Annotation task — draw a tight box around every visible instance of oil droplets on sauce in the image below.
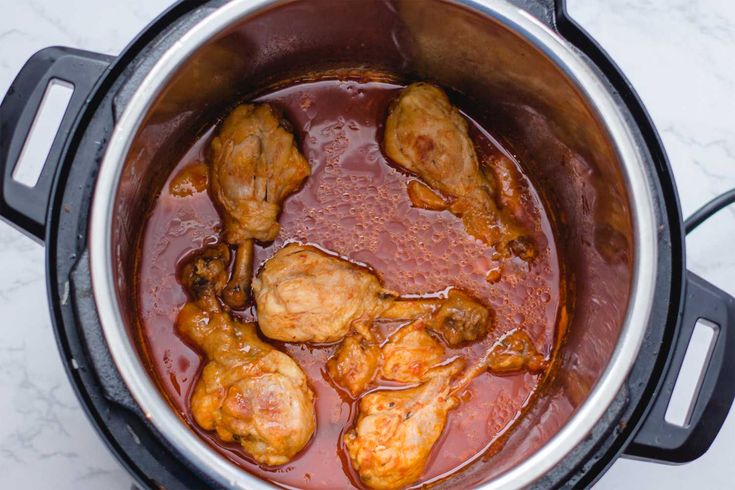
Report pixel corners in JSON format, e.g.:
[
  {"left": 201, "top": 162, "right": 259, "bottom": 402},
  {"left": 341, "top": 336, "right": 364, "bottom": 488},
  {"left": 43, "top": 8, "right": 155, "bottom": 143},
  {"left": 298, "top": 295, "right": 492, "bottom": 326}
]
[{"left": 137, "top": 78, "right": 560, "bottom": 489}]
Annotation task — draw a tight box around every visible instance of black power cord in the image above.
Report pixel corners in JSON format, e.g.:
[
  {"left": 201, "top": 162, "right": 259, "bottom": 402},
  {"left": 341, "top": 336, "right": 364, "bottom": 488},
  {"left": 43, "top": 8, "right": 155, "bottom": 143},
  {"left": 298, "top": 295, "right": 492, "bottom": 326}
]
[{"left": 684, "top": 189, "right": 735, "bottom": 235}]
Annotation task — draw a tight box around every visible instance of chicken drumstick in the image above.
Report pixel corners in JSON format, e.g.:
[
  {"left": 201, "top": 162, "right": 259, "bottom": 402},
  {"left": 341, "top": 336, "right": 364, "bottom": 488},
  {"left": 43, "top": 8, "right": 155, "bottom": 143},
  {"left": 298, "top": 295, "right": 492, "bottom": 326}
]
[
  {"left": 384, "top": 83, "right": 535, "bottom": 260},
  {"left": 176, "top": 244, "right": 316, "bottom": 466},
  {"left": 344, "top": 360, "right": 465, "bottom": 490},
  {"left": 252, "top": 243, "right": 491, "bottom": 344},
  {"left": 344, "top": 328, "right": 547, "bottom": 489},
  {"left": 209, "top": 104, "right": 310, "bottom": 308}
]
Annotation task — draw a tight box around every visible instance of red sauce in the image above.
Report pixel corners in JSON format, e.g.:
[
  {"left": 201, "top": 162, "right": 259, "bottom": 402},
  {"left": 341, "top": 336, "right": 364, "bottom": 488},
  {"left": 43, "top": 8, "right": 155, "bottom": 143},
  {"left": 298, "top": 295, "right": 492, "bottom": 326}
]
[{"left": 136, "top": 78, "right": 560, "bottom": 488}]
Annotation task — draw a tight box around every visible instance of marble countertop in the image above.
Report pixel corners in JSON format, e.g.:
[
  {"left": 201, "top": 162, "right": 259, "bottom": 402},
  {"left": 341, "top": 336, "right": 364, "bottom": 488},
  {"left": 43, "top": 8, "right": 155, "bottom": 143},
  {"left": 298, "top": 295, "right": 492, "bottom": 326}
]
[{"left": 1, "top": 1, "right": 733, "bottom": 488}]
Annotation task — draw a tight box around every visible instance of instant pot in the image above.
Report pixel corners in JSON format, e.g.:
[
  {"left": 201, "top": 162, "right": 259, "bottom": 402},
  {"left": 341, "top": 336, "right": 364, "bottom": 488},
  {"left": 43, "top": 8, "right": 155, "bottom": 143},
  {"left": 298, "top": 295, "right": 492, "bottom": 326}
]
[{"left": 1, "top": 0, "right": 734, "bottom": 488}]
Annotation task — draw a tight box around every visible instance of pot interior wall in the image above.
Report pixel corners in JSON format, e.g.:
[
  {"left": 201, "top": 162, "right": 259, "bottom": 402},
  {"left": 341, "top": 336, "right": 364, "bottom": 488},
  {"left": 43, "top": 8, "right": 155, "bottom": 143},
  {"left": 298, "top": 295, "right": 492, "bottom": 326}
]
[{"left": 111, "top": 0, "right": 634, "bottom": 486}]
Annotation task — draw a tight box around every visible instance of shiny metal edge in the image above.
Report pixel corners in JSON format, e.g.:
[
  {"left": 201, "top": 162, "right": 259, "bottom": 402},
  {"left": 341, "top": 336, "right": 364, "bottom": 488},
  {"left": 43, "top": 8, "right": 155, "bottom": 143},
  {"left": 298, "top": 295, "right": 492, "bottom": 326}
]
[
  {"left": 465, "top": 3, "right": 658, "bottom": 489},
  {"left": 88, "top": 1, "right": 658, "bottom": 489}
]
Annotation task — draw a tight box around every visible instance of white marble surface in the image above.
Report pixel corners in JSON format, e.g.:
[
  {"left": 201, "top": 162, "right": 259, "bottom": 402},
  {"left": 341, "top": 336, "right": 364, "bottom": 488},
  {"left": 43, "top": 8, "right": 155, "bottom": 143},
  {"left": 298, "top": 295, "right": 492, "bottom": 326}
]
[{"left": 0, "top": 0, "right": 733, "bottom": 488}]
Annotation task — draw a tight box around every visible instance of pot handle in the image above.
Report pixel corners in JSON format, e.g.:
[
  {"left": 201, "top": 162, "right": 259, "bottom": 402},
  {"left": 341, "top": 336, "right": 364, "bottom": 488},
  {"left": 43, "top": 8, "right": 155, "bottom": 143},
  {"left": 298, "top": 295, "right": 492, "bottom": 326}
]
[
  {"left": 0, "top": 46, "right": 112, "bottom": 243},
  {"left": 625, "top": 271, "right": 735, "bottom": 463},
  {"left": 626, "top": 190, "right": 735, "bottom": 463}
]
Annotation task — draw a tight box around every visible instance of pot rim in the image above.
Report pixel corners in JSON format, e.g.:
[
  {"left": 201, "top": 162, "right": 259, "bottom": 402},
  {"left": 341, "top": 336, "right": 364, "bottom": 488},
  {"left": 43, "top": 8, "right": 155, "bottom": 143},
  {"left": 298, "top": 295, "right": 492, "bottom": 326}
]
[{"left": 89, "top": 0, "right": 658, "bottom": 488}]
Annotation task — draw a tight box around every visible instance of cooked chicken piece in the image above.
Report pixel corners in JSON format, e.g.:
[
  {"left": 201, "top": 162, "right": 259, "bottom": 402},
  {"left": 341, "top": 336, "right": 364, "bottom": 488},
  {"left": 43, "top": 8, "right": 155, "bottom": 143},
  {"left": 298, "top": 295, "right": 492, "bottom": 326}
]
[
  {"left": 209, "top": 103, "right": 310, "bottom": 308},
  {"left": 176, "top": 248, "right": 316, "bottom": 466},
  {"left": 485, "top": 152, "right": 537, "bottom": 261},
  {"left": 450, "top": 330, "right": 548, "bottom": 395},
  {"left": 253, "top": 243, "right": 396, "bottom": 343},
  {"left": 331, "top": 305, "right": 484, "bottom": 396},
  {"left": 381, "top": 320, "right": 446, "bottom": 383},
  {"left": 379, "top": 297, "right": 441, "bottom": 322},
  {"left": 384, "top": 82, "right": 534, "bottom": 259},
  {"left": 425, "top": 289, "right": 491, "bottom": 346},
  {"left": 341, "top": 329, "right": 546, "bottom": 487},
  {"left": 330, "top": 318, "right": 456, "bottom": 396},
  {"left": 178, "top": 243, "right": 231, "bottom": 313},
  {"left": 485, "top": 154, "right": 525, "bottom": 225},
  {"left": 178, "top": 309, "right": 316, "bottom": 466},
  {"left": 344, "top": 360, "right": 464, "bottom": 490},
  {"left": 254, "top": 243, "right": 491, "bottom": 345},
  {"left": 369, "top": 289, "right": 491, "bottom": 352},
  {"left": 486, "top": 329, "right": 547, "bottom": 375},
  {"left": 406, "top": 179, "right": 449, "bottom": 211},
  {"left": 326, "top": 332, "right": 381, "bottom": 397},
  {"left": 253, "top": 243, "right": 439, "bottom": 343}
]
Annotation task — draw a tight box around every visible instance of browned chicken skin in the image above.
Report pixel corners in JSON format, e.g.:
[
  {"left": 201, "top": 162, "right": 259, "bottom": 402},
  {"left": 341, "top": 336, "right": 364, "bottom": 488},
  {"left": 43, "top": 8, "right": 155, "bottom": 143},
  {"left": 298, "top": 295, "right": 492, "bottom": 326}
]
[
  {"left": 178, "top": 240, "right": 542, "bottom": 481},
  {"left": 179, "top": 243, "right": 231, "bottom": 313},
  {"left": 425, "top": 289, "right": 491, "bottom": 346},
  {"left": 254, "top": 243, "right": 492, "bottom": 397},
  {"left": 162, "top": 81, "right": 551, "bottom": 486},
  {"left": 384, "top": 83, "right": 534, "bottom": 259},
  {"left": 253, "top": 243, "right": 492, "bottom": 344},
  {"left": 406, "top": 179, "right": 449, "bottom": 211},
  {"left": 486, "top": 329, "right": 547, "bottom": 375},
  {"left": 176, "top": 246, "right": 316, "bottom": 466},
  {"left": 333, "top": 318, "right": 540, "bottom": 401},
  {"left": 326, "top": 332, "right": 381, "bottom": 397},
  {"left": 328, "top": 318, "right": 449, "bottom": 397},
  {"left": 451, "top": 329, "right": 548, "bottom": 395},
  {"left": 344, "top": 360, "right": 464, "bottom": 490},
  {"left": 380, "top": 319, "right": 446, "bottom": 384},
  {"left": 345, "top": 328, "right": 547, "bottom": 489},
  {"left": 209, "top": 103, "right": 311, "bottom": 308},
  {"left": 252, "top": 243, "right": 396, "bottom": 343}
]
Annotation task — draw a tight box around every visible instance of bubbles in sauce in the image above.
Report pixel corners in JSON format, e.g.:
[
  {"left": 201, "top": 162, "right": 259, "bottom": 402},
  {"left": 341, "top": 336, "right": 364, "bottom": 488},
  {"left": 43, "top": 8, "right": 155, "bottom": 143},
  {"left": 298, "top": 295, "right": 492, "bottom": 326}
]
[{"left": 137, "top": 78, "right": 560, "bottom": 489}]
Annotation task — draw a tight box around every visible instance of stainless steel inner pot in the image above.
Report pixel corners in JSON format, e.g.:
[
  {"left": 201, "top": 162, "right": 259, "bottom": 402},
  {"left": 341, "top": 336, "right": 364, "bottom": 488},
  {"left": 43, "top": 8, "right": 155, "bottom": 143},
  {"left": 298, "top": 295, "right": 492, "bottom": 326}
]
[{"left": 89, "top": 0, "right": 658, "bottom": 488}]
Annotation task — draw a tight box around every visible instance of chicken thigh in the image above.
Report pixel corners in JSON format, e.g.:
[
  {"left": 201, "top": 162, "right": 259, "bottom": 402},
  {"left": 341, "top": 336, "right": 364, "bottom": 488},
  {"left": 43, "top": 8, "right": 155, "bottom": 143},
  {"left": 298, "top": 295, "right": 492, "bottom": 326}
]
[
  {"left": 384, "top": 83, "right": 534, "bottom": 259},
  {"left": 209, "top": 103, "right": 311, "bottom": 308},
  {"left": 253, "top": 243, "right": 492, "bottom": 344},
  {"left": 344, "top": 360, "right": 464, "bottom": 490},
  {"left": 176, "top": 246, "right": 316, "bottom": 466}
]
